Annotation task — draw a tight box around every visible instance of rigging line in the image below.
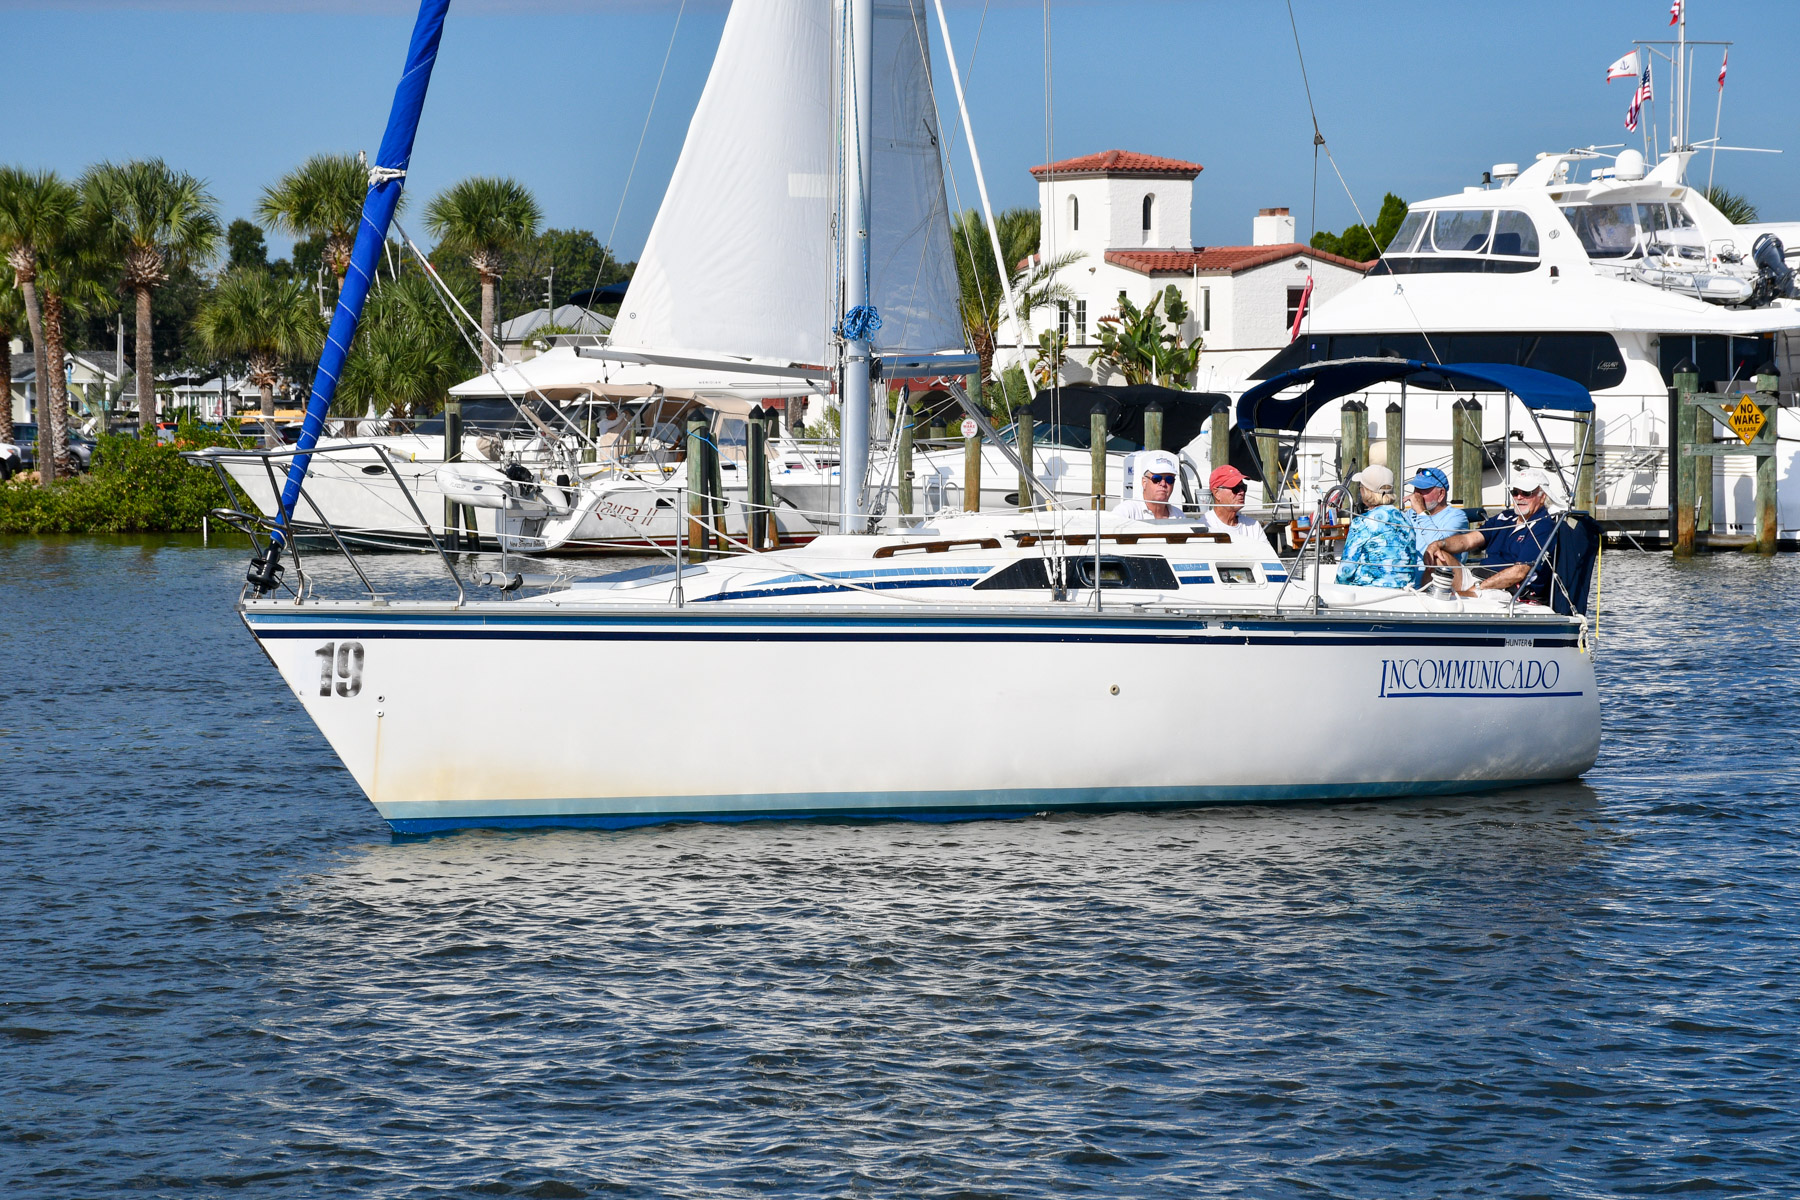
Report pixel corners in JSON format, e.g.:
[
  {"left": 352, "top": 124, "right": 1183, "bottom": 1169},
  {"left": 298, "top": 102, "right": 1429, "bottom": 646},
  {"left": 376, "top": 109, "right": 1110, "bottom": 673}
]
[
  {"left": 584, "top": 0, "right": 688, "bottom": 309},
  {"left": 1282, "top": 0, "right": 1439, "bottom": 366}
]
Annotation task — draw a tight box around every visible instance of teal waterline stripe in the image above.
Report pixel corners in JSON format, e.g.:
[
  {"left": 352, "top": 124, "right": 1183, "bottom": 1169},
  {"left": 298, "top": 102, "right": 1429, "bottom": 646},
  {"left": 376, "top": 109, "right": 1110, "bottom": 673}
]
[{"left": 379, "top": 776, "right": 1569, "bottom": 834}]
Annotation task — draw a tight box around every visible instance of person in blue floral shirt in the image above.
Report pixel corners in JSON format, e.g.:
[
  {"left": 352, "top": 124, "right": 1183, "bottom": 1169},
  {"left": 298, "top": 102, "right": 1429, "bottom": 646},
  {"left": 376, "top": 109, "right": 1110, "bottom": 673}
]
[{"left": 1336, "top": 465, "right": 1422, "bottom": 587}]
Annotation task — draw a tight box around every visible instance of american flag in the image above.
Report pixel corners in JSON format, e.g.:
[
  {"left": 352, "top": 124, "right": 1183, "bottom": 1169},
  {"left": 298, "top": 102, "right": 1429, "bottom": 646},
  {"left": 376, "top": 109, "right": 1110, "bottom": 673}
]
[
  {"left": 1626, "top": 62, "right": 1653, "bottom": 132},
  {"left": 1669, "top": 0, "right": 1682, "bottom": 26}
]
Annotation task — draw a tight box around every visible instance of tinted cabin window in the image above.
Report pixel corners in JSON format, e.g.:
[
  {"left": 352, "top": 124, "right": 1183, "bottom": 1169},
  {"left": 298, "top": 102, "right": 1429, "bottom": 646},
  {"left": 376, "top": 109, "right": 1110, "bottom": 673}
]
[
  {"left": 1430, "top": 210, "right": 1494, "bottom": 253},
  {"left": 1490, "top": 210, "right": 1539, "bottom": 257},
  {"left": 1069, "top": 556, "right": 1179, "bottom": 591},
  {"left": 1386, "top": 211, "right": 1429, "bottom": 254},
  {"left": 974, "top": 560, "right": 1055, "bottom": 590}
]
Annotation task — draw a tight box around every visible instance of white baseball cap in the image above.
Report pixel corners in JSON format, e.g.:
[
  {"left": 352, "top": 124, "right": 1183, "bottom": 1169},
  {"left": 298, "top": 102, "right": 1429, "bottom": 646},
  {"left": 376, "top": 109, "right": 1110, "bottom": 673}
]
[
  {"left": 1350, "top": 464, "right": 1395, "bottom": 492},
  {"left": 1139, "top": 450, "right": 1179, "bottom": 478}
]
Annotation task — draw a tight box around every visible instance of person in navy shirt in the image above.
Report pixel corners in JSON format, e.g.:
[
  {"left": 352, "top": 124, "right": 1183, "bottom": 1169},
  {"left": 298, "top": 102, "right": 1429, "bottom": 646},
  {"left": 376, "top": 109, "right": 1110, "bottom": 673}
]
[{"left": 1424, "top": 470, "right": 1558, "bottom": 602}]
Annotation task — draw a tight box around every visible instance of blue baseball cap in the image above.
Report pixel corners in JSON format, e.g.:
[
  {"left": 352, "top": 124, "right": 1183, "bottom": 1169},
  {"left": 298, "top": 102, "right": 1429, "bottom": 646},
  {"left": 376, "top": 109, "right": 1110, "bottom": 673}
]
[{"left": 1407, "top": 467, "right": 1449, "bottom": 491}]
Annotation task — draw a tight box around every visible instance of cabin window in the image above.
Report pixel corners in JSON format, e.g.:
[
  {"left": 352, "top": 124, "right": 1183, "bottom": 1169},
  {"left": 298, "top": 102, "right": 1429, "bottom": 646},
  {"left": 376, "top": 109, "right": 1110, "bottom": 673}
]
[
  {"left": 1069, "top": 195, "right": 1079, "bottom": 231},
  {"left": 1490, "top": 210, "right": 1540, "bottom": 257},
  {"left": 1142, "top": 194, "right": 1155, "bottom": 240},
  {"left": 1386, "top": 211, "right": 1429, "bottom": 254},
  {"left": 1070, "top": 556, "right": 1179, "bottom": 591},
  {"left": 974, "top": 560, "right": 1055, "bottom": 590},
  {"left": 1430, "top": 209, "right": 1494, "bottom": 253}
]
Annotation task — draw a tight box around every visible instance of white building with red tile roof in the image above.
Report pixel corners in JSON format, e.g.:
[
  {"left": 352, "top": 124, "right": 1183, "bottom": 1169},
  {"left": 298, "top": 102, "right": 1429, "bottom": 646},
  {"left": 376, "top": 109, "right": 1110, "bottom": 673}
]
[{"left": 1003, "top": 149, "right": 1372, "bottom": 389}]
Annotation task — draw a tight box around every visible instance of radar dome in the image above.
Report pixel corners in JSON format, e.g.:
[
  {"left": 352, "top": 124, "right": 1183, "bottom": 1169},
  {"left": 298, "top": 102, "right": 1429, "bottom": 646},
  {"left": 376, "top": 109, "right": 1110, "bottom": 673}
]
[{"left": 1615, "top": 149, "right": 1647, "bottom": 181}]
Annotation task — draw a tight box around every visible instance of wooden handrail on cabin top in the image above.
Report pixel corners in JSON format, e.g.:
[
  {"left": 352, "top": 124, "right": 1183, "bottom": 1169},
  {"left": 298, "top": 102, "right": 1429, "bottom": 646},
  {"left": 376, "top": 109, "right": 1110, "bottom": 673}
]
[
  {"left": 1012, "top": 531, "right": 1231, "bottom": 548},
  {"left": 872, "top": 538, "right": 1003, "bottom": 558}
]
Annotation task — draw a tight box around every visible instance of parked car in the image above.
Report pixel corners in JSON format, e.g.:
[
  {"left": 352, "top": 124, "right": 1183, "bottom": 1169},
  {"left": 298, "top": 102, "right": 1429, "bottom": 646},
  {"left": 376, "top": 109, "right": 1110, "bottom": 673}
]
[{"left": 9, "top": 423, "right": 95, "bottom": 472}]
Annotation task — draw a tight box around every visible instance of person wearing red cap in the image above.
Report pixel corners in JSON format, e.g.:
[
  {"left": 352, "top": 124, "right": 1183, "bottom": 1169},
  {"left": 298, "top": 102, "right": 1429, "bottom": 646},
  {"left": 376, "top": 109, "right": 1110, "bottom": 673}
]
[{"left": 1203, "top": 464, "right": 1267, "bottom": 547}]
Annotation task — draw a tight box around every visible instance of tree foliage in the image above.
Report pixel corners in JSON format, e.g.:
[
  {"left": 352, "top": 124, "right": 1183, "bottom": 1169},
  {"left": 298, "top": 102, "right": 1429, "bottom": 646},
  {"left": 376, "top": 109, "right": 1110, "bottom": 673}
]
[
  {"left": 1703, "top": 185, "right": 1758, "bottom": 225},
  {"left": 1087, "top": 285, "right": 1200, "bottom": 388},
  {"left": 1309, "top": 193, "right": 1408, "bottom": 262},
  {"left": 338, "top": 270, "right": 476, "bottom": 421},
  {"left": 257, "top": 153, "right": 373, "bottom": 279},
  {"left": 950, "top": 206, "right": 1083, "bottom": 408}
]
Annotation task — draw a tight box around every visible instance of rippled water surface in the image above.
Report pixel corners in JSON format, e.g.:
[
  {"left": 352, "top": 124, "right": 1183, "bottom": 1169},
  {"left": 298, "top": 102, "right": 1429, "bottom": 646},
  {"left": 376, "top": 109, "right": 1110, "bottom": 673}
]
[{"left": 3, "top": 535, "right": 1798, "bottom": 1197}]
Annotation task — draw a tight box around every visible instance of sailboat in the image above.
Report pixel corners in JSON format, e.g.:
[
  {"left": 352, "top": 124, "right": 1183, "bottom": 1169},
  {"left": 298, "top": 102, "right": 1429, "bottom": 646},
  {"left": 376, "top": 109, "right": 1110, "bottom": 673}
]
[{"left": 225, "top": 0, "right": 1603, "bottom": 833}]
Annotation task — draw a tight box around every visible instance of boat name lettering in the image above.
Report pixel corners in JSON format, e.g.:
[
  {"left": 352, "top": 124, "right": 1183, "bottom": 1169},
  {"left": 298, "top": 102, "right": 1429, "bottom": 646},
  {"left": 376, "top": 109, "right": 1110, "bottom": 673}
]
[
  {"left": 598, "top": 499, "right": 646, "bottom": 524},
  {"left": 1379, "top": 656, "right": 1559, "bottom": 698},
  {"left": 315, "top": 642, "right": 364, "bottom": 698}
]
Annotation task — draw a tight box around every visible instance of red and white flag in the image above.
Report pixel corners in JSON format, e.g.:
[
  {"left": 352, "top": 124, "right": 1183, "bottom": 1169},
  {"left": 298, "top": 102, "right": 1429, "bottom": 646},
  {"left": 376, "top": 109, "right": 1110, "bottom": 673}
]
[
  {"left": 1669, "top": 0, "right": 1682, "bottom": 25},
  {"left": 1606, "top": 51, "right": 1640, "bottom": 81},
  {"left": 1626, "top": 61, "right": 1653, "bottom": 132},
  {"left": 1719, "top": 48, "right": 1729, "bottom": 88}
]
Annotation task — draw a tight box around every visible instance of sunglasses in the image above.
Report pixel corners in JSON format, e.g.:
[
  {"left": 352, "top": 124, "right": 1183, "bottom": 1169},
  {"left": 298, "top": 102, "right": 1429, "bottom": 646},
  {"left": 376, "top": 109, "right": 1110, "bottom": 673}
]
[
  {"left": 1144, "top": 473, "right": 1176, "bottom": 484},
  {"left": 1509, "top": 488, "right": 1541, "bottom": 499},
  {"left": 1217, "top": 482, "right": 1248, "bottom": 494}
]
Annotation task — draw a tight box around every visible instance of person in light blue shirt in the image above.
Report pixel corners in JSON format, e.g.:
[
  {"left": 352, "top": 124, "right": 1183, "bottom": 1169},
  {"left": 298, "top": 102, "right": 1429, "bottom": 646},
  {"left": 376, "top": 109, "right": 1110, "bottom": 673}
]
[
  {"left": 1336, "top": 466, "right": 1422, "bottom": 588},
  {"left": 1404, "top": 466, "right": 1469, "bottom": 559}
]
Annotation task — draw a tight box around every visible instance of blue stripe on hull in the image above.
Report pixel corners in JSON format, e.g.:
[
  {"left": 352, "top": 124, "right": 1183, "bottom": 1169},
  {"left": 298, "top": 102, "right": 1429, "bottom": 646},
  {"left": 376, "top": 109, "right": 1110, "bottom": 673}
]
[{"left": 381, "top": 777, "right": 1571, "bottom": 834}]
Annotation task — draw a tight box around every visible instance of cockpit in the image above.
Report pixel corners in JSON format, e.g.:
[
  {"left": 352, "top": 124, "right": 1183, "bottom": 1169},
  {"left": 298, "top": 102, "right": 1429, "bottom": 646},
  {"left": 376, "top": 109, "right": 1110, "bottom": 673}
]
[{"left": 1371, "top": 208, "right": 1541, "bottom": 274}]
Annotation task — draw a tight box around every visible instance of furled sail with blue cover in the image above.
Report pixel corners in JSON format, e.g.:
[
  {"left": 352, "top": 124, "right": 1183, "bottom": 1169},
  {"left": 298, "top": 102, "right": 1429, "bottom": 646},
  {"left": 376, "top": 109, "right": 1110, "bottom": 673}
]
[
  {"left": 271, "top": 0, "right": 451, "bottom": 543},
  {"left": 608, "top": 0, "right": 966, "bottom": 367}
]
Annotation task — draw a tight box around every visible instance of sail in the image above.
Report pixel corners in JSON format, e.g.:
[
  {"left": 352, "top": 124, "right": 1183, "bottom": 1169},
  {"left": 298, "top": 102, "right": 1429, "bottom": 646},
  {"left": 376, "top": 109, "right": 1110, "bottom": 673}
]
[
  {"left": 609, "top": 0, "right": 837, "bottom": 366},
  {"left": 609, "top": 0, "right": 966, "bottom": 368},
  {"left": 867, "top": 0, "right": 966, "bottom": 358}
]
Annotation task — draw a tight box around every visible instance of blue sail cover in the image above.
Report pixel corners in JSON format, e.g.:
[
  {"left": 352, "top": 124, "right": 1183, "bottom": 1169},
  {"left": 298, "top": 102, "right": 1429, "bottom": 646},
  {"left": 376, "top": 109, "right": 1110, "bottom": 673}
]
[
  {"left": 1236, "top": 358, "right": 1594, "bottom": 435},
  {"left": 272, "top": 0, "right": 451, "bottom": 542}
]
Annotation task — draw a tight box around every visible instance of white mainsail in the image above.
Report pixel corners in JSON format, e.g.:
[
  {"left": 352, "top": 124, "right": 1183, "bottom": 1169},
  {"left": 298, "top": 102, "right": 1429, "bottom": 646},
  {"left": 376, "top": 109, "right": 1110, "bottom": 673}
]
[{"left": 608, "top": 0, "right": 965, "bottom": 368}]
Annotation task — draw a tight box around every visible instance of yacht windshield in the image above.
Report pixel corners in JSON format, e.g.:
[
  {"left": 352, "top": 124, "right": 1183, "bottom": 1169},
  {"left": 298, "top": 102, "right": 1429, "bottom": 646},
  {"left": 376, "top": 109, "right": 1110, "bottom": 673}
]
[
  {"left": 1561, "top": 204, "right": 1639, "bottom": 258},
  {"left": 1374, "top": 208, "right": 1539, "bottom": 274},
  {"left": 1387, "top": 211, "right": 1429, "bottom": 254},
  {"left": 1491, "top": 210, "right": 1539, "bottom": 257}
]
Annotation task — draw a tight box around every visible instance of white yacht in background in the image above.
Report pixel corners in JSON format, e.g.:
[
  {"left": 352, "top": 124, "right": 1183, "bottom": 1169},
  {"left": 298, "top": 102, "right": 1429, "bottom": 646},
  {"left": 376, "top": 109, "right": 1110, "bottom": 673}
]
[{"left": 1260, "top": 157, "right": 1799, "bottom": 542}]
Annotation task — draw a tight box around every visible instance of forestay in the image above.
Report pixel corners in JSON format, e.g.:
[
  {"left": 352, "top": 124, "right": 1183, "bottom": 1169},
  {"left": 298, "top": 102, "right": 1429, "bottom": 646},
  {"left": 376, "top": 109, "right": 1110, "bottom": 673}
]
[{"left": 608, "top": 0, "right": 965, "bottom": 368}]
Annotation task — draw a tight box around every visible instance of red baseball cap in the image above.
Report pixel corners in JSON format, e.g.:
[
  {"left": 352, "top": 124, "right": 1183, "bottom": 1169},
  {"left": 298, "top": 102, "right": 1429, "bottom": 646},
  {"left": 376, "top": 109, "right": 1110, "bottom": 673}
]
[{"left": 1209, "top": 464, "right": 1245, "bottom": 489}]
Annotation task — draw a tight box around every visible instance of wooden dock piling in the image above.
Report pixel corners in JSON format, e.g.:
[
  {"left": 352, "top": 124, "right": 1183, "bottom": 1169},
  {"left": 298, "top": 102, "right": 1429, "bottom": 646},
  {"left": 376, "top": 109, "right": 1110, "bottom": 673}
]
[
  {"left": 1143, "top": 399, "right": 1164, "bottom": 453},
  {"left": 1090, "top": 402, "right": 1108, "bottom": 509},
  {"left": 1385, "top": 400, "right": 1404, "bottom": 490},
  {"left": 1340, "top": 400, "right": 1367, "bottom": 482},
  {"left": 897, "top": 398, "right": 915, "bottom": 522},
  {"left": 1754, "top": 368, "right": 1778, "bottom": 555},
  {"left": 1672, "top": 362, "right": 1699, "bottom": 557},
  {"left": 1574, "top": 408, "right": 1597, "bottom": 513},
  {"left": 746, "top": 404, "right": 770, "bottom": 550},
  {"left": 1017, "top": 409, "right": 1035, "bottom": 511},
  {"left": 686, "top": 411, "right": 709, "bottom": 560},
  {"left": 1694, "top": 395, "right": 1714, "bottom": 541},
  {"left": 1209, "top": 400, "right": 1230, "bottom": 482},
  {"left": 963, "top": 418, "right": 981, "bottom": 512}
]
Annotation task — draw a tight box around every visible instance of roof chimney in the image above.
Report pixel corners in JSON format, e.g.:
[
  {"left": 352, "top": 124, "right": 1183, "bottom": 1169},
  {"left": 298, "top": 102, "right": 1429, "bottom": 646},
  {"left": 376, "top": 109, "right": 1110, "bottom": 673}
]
[{"left": 1253, "top": 207, "right": 1295, "bottom": 247}]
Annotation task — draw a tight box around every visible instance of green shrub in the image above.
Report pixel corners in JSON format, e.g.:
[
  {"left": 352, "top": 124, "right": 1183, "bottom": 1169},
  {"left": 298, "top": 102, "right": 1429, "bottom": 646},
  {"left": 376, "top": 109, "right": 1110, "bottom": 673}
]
[{"left": 0, "top": 425, "right": 244, "bottom": 535}]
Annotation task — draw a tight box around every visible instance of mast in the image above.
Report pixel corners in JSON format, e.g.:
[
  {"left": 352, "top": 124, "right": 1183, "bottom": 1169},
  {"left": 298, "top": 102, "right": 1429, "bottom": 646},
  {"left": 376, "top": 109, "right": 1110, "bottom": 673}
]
[
  {"left": 1675, "top": 0, "right": 1688, "bottom": 153},
  {"left": 250, "top": 0, "right": 451, "bottom": 590},
  {"left": 838, "top": 0, "right": 875, "bottom": 529}
]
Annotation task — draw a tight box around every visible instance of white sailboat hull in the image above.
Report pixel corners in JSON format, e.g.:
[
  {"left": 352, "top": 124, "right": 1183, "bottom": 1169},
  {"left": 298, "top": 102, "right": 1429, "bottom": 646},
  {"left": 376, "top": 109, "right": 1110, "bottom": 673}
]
[{"left": 246, "top": 603, "right": 1598, "bottom": 833}]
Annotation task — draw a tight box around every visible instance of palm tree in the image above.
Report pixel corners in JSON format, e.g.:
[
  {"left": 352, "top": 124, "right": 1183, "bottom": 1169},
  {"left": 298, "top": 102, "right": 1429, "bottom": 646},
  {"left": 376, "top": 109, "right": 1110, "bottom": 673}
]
[
  {"left": 339, "top": 273, "right": 470, "bottom": 429},
  {"left": 425, "top": 177, "right": 542, "bottom": 369},
  {"left": 0, "top": 168, "right": 80, "bottom": 436},
  {"left": 257, "top": 154, "right": 368, "bottom": 293},
  {"left": 82, "top": 159, "right": 221, "bottom": 437},
  {"left": 193, "top": 270, "right": 323, "bottom": 447},
  {"left": 1703, "top": 185, "right": 1758, "bottom": 226},
  {"left": 950, "top": 206, "right": 1080, "bottom": 404},
  {"left": 36, "top": 238, "right": 114, "bottom": 479}
]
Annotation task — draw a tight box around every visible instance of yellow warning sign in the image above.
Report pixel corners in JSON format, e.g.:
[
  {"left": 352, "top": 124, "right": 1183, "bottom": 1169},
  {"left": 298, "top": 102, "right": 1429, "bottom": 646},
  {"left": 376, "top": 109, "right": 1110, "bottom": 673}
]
[{"left": 1728, "top": 396, "right": 1767, "bottom": 445}]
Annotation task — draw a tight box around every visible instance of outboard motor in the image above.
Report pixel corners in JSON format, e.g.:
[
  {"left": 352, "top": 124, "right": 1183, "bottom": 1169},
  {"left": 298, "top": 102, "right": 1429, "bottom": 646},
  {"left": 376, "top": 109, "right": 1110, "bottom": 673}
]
[{"left": 1751, "top": 233, "right": 1797, "bottom": 304}]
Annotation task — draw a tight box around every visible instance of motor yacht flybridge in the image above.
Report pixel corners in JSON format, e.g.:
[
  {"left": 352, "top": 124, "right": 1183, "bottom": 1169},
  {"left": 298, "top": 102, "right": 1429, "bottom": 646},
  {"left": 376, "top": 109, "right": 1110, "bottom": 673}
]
[{"left": 217, "top": 0, "right": 1603, "bottom": 834}]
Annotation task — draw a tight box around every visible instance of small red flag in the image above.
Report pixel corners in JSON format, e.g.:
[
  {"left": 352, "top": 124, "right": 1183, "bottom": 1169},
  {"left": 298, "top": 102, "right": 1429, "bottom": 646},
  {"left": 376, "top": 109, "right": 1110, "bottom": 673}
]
[{"left": 1718, "top": 49, "right": 1728, "bottom": 89}]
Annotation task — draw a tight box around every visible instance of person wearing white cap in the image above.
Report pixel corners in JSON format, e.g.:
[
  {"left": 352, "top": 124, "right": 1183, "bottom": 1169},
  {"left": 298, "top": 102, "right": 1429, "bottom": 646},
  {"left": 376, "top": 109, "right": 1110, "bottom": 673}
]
[
  {"left": 1111, "top": 449, "right": 1188, "bottom": 521},
  {"left": 1335, "top": 464, "right": 1423, "bottom": 588},
  {"left": 1424, "top": 469, "right": 1557, "bottom": 600}
]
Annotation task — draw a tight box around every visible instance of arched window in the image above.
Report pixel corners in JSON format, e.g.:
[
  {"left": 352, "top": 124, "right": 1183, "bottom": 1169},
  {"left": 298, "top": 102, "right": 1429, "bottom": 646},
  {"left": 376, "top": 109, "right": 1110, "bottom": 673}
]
[
  {"left": 1142, "top": 193, "right": 1155, "bottom": 240},
  {"left": 1069, "top": 195, "right": 1079, "bottom": 231}
]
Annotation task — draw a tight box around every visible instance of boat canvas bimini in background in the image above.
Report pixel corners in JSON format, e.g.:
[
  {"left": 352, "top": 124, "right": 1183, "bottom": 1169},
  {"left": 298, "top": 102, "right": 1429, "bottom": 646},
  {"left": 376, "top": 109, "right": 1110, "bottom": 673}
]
[{"left": 219, "top": 0, "right": 1603, "bottom": 834}]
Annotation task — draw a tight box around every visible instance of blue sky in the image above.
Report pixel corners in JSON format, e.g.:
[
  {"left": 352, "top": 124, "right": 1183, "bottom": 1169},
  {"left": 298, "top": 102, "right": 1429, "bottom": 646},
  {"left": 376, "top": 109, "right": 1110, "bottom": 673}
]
[{"left": 4, "top": 0, "right": 1796, "bottom": 264}]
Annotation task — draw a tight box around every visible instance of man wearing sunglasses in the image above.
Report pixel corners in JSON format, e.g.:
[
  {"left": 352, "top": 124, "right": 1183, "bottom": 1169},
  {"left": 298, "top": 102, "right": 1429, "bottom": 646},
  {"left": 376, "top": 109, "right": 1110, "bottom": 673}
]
[
  {"left": 1424, "top": 470, "right": 1557, "bottom": 601},
  {"left": 1201, "top": 464, "right": 1269, "bottom": 547},
  {"left": 1112, "top": 449, "right": 1189, "bottom": 521},
  {"left": 1404, "top": 466, "right": 1469, "bottom": 558}
]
